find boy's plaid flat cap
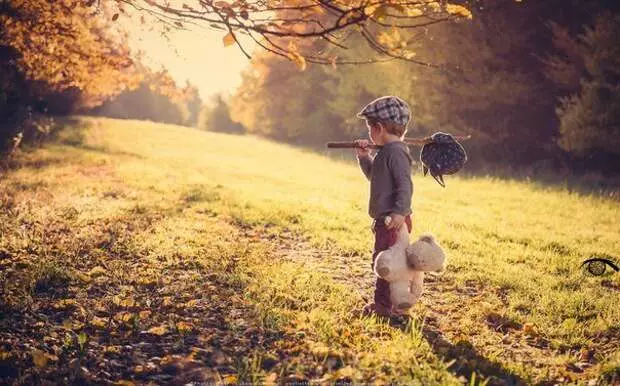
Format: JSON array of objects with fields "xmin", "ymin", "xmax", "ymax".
[{"xmin": 356, "ymin": 96, "xmax": 411, "ymax": 127}]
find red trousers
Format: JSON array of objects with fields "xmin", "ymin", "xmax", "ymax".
[{"xmin": 371, "ymin": 215, "xmax": 413, "ymax": 314}]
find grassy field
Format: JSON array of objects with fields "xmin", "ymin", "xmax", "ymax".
[{"xmin": 0, "ymin": 116, "xmax": 619, "ymax": 385}]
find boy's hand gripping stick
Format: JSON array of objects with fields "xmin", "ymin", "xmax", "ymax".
[{"xmin": 326, "ymin": 135, "xmax": 470, "ymax": 149}]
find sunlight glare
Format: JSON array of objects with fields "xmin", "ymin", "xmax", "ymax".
[{"xmin": 122, "ymin": 10, "xmax": 255, "ymax": 100}]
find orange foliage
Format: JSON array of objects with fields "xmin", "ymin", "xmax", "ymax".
[{"xmin": 0, "ymin": 0, "xmax": 141, "ymax": 108}]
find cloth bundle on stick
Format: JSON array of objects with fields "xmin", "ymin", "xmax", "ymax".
[{"xmin": 327, "ymin": 132, "xmax": 470, "ymax": 187}]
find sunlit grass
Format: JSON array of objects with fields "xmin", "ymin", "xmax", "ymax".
[
  {"xmin": 1, "ymin": 116, "xmax": 618, "ymax": 384},
  {"xmin": 83, "ymin": 118, "xmax": 619, "ymax": 326}
]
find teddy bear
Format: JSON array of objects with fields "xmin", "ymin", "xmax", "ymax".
[{"xmin": 373, "ymin": 223, "xmax": 446, "ymax": 314}]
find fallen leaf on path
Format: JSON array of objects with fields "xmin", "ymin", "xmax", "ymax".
[
  {"xmin": 75, "ymin": 272, "xmax": 92, "ymax": 283},
  {"xmin": 32, "ymin": 349, "xmax": 49, "ymax": 368},
  {"xmin": 335, "ymin": 365, "xmax": 358, "ymax": 379},
  {"xmin": 62, "ymin": 319, "xmax": 84, "ymax": 330},
  {"xmin": 147, "ymin": 325, "xmax": 168, "ymax": 336},
  {"xmin": 523, "ymin": 322, "xmax": 538, "ymax": 336},
  {"xmin": 89, "ymin": 266, "xmax": 106, "ymax": 277},
  {"xmin": 94, "ymin": 303, "xmax": 107, "ymax": 313},
  {"xmin": 114, "ymin": 312, "xmax": 134, "ymax": 323},
  {"xmin": 176, "ymin": 321, "xmax": 194, "ymax": 333},
  {"xmin": 181, "ymin": 299, "xmax": 198, "ymax": 309},
  {"xmin": 113, "ymin": 296, "xmax": 135, "ymax": 308},
  {"xmin": 90, "ymin": 316, "xmax": 107, "ymax": 329},
  {"xmin": 264, "ymin": 373, "xmax": 278, "ymax": 384},
  {"xmin": 104, "ymin": 346, "xmax": 121, "ymax": 354},
  {"xmin": 53, "ymin": 299, "xmax": 78, "ymax": 310},
  {"xmin": 136, "ymin": 277, "xmax": 157, "ymax": 286},
  {"xmin": 115, "ymin": 381, "xmax": 135, "ymax": 386}
]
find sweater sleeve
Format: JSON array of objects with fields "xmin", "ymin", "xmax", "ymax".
[
  {"xmin": 388, "ymin": 149, "xmax": 413, "ymax": 216},
  {"xmin": 357, "ymin": 154, "xmax": 373, "ymax": 181}
]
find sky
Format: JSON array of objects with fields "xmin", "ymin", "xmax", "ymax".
[{"xmin": 124, "ymin": 20, "xmax": 255, "ymax": 101}]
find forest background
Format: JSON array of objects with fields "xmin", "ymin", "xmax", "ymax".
[{"xmin": 2, "ymin": 0, "xmax": 620, "ymax": 185}]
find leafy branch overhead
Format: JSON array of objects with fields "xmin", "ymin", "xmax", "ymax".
[{"xmin": 108, "ymin": 0, "xmax": 478, "ymax": 69}]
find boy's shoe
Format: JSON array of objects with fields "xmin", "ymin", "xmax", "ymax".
[
  {"xmin": 360, "ymin": 303, "xmax": 412, "ymax": 328},
  {"xmin": 389, "ymin": 313, "xmax": 412, "ymax": 328},
  {"xmin": 360, "ymin": 303, "xmax": 376, "ymax": 317},
  {"xmin": 360, "ymin": 303, "xmax": 391, "ymax": 318}
]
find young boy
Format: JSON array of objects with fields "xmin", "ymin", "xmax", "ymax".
[{"xmin": 353, "ymin": 96, "xmax": 414, "ymax": 318}]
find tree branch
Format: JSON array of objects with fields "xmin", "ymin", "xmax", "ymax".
[{"xmin": 105, "ymin": 0, "xmax": 468, "ymax": 69}]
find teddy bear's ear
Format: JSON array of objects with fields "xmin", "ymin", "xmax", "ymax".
[{"xmin": 418, "ymin": 233, "xmax": 435, "ymax": 244}]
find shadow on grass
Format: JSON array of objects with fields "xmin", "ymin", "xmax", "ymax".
[
  {"xmin": 419, "ymin": 325, "xmax": 527, "ymax": 386},
  {"xmin": 1, "ymin": 117, "xmax": 144, "ymax": 176},
  {"xmin": 0, "ymin": 154, "xmax": 68, "ymax": 174},
  {"xmin": 52, "ymin": 116, "xmax": 145, "ymax": 160},
  {"xmin": 76, "ymin": 143, "xmax": 146, "ymax": 160},
  {"xmin": 0, "ymin": 194, "xmax": 324, "ymax": 385}
]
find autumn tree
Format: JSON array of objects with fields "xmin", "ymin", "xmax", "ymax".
[
  {"xmin": 200, "ymin": 94, "xmax": 246, "ymax": 134},
  {"xmin": 1, "ymin": 0, "xmax": 139, "ymax": 107},
  {"xmin": 0, "ymin": 0, "xmax": 140, "ymax": 151},
  {"xmin": 230, "ymin": 52, "xmax": 346, "ymax": 144},
  {"xmin": 107, "ymin": 0, "xmax": 475, "ymax": 68},
  {"xmin": 88, "ymin": 71, "xmax": 203, "ymax": 127},
  {"xmin": 184, "ymin": 84, "xmax": 203, "ymax": 127},
  {"xmin": 231, "ymin": 1, "xmax": 550, "ymax": 158},
  {"xmin": 229, "ymin": 0, "xmax": 620, "ymax": 173},
  {"xmin": 545, "ymin": 12, "xmax": 620, "ymax": 167}
]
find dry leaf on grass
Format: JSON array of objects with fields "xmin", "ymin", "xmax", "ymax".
[
  {"xmin": 31, "ymin": 349, "xmax": 56, "ymax": 368},
  {"xmin": 112, "ymin": 296, "xmax": 135, "ymax": 308},
  {"xmin": 523, "ymin": 322, "xmax": 539, "ymax": 336},
  {"xmin": 75, "ymin": 272, "xmax": 92, "ymax": 283},
  {"xmin": 114, "ymin": 381, "xmax": 135, "ymax": 386},
  {"xmin": 53, "ymin": 299, "xmax": 78, "ymax": 310},
  {"xmin": 88, "ymin": 266, "xmax": 106, "ymax": 277},
  {"xmin": 90, "ymin": 316, "xmax": 108, "ymax": 329},
  {"xmin": 264, "ymin": 372, "xmax": 278, "ymax": 384},
  {"xmin": 113, "ymin": 312, "xmax": 134, "ymax": 323},
  {"xmin": 176, "ymin": 321, "xmax": 194, "ymax": 333},
  {"xmin": 147, "ymin": 325, "xmax": 168, "ymax": 336}
]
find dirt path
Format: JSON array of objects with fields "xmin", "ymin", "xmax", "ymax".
[
  {"xmin": 244, "ymin": 224, "xmax": 609, "ymax": 385},
  {"xmin": 0, "ymin": 145, "xmax": 612, "ymax": 385},
  {"xmin": 1, "ymin": 203, "xmax": 611, "ymax": 385}
]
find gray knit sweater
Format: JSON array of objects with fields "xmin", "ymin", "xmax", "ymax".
[{"xmin": 357, "ymin": 141, "xmax": 413, "ymax": 219}]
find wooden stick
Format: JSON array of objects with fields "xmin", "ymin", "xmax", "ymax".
[
  {"xmin": 326, "ymin": 142, "xmax": 381, "ymax": 149},
  {"xmin": 326, "ymin": 135, "xmax": 471, "ymax": 149}
]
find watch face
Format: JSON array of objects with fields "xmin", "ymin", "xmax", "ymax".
[{"xmin": 384, "ymin": 216, "xmax": 392, "ymax": 226}]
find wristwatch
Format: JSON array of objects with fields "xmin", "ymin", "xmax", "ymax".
[{"xmin": 384, "ymin": 216, "xmax": 392, "ymax": 227}]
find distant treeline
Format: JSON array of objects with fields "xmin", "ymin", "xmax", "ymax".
[
  {"xmin": 2, "ymin": 0, "xmax": 619, "ymax": 178},
  {"xmin": 0, "ymin": 0, "xmax": 244, "ymax": 156},
  {"xmin": 0, "ymin": 1, "xmax": 204, "ymax": 156},
  {"xmin": 86, "ymin": 76, "xmax": 203, "ymax": 128},
  {"xmin": 86, "ymin": 87, "xmax": 246, "ymax": 136},
  {"xmin": 229, "ymin": 0, "xmax": 620, "ymax": 175}
]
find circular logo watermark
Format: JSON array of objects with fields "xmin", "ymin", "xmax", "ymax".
[{"xmin": 580, "ymin": 257, "xmax": 619, "ymax": 276}]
